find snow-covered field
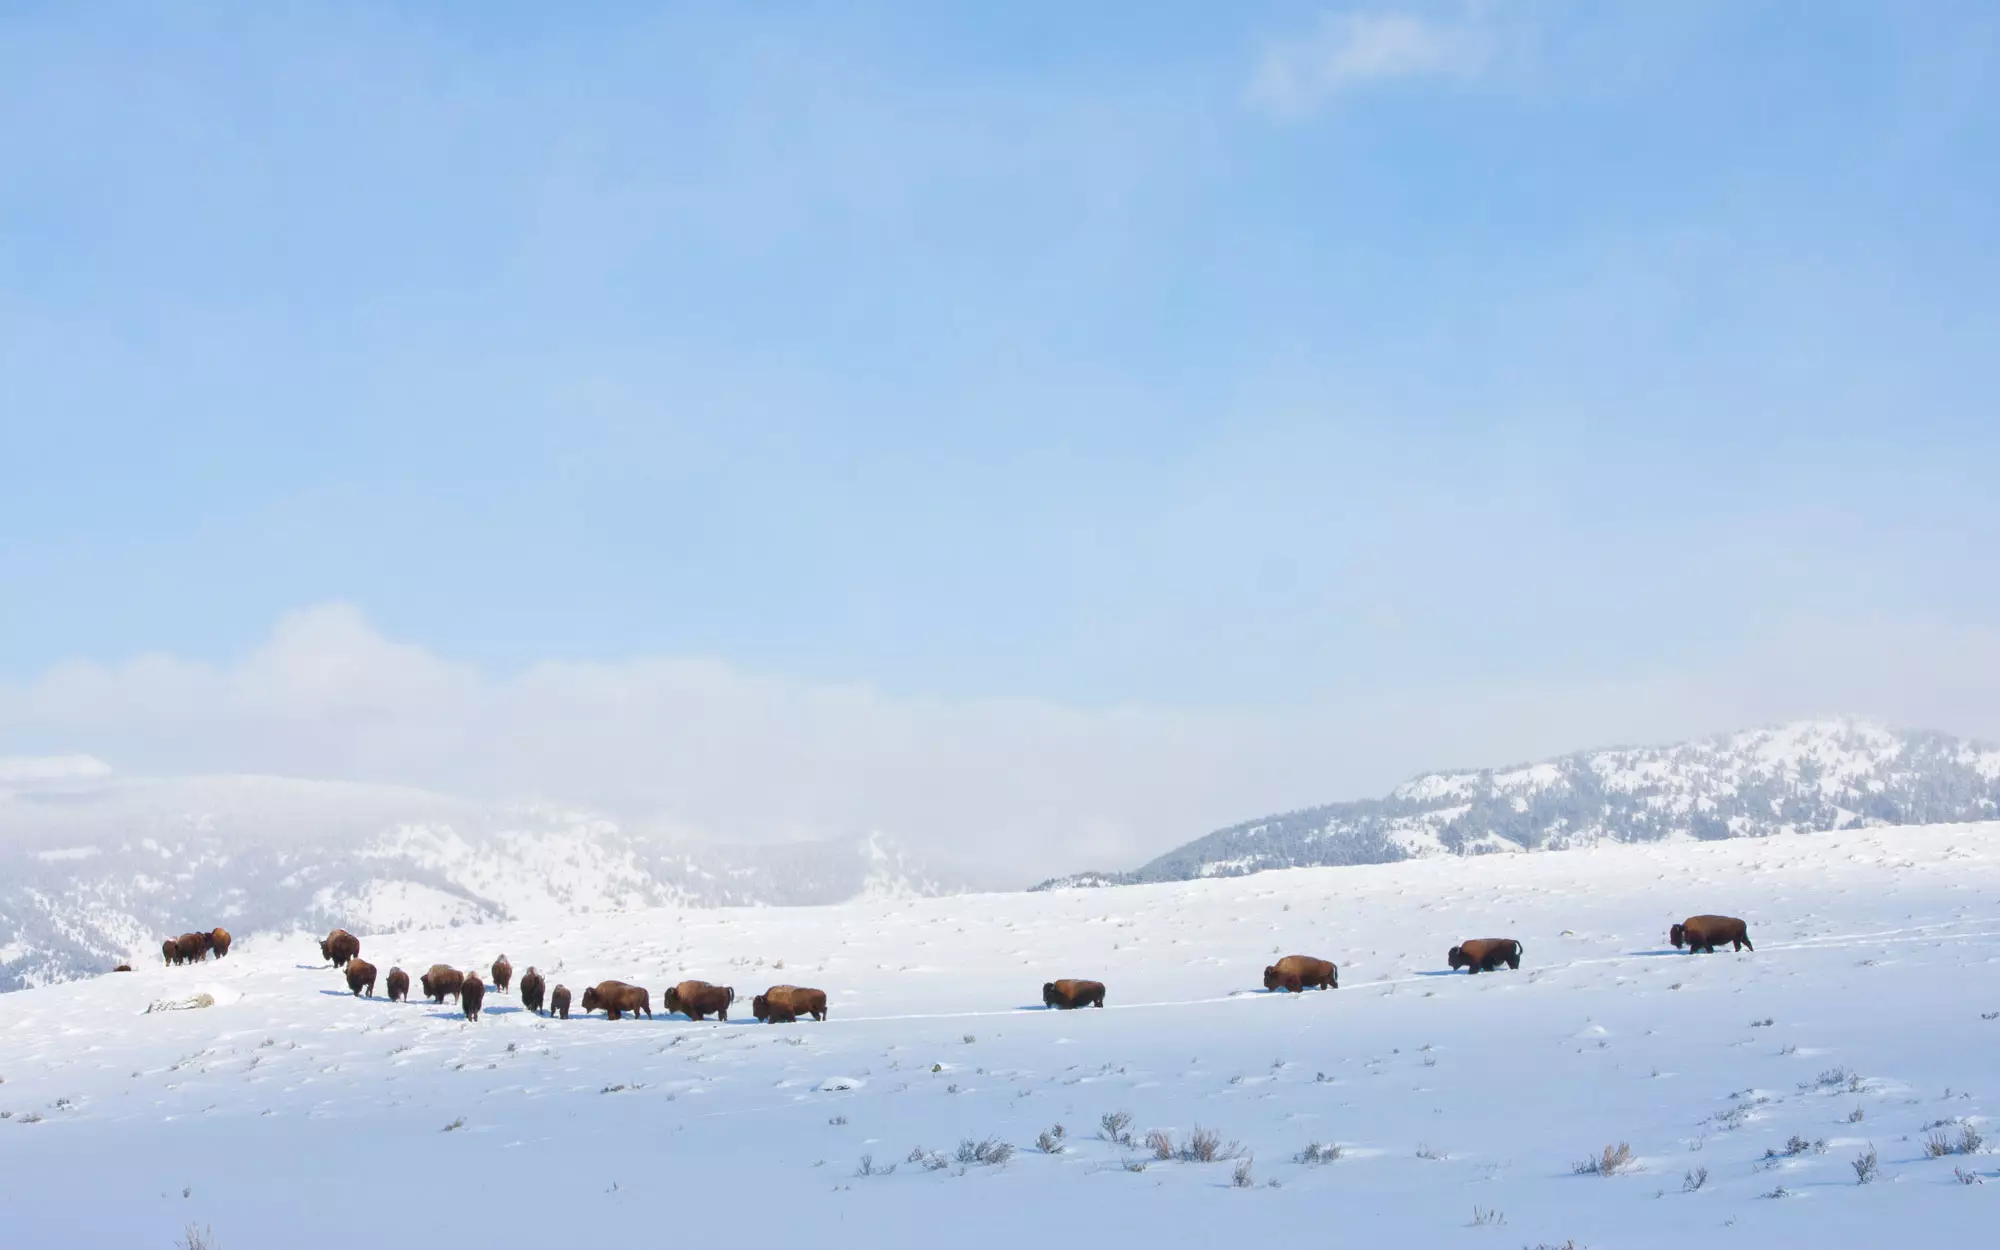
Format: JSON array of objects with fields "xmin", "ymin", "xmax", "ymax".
[{"xmin": 5, "ymin": 823, "xmax": 1997, "ymax": 1249}]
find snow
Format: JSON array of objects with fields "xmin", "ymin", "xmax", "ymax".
[{"xmin": 3, "ymin": 822, "xmax": 1998, "ymax": 1248}]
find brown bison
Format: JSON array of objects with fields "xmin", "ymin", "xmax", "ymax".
[
  {"xmin": 174, "ymin": 932, "xmax": 209, "ymax": 964},
  {"xmin": 551, "ymin": 984, "xmax": 572, "ymax": 1020},
  {"xmin": 1042, "ymin": 979, "xmax": 1107, "ymax": 1010},
  {"xmin": 461, "ymin": 972, "xmax": 486, "ymax": 1021},
  {"xmin": 663, "ymin": 980, "xmax": 730, "ymax": 1021},
  {"xmin": 344, "ymin": 958, "xmax": 378, "ymax": 997},
  {"xmin": 386, "ymin": 967, "xmax": 410, "ymax": 1002},
  {"xmin": 519, "ymin": 967, "xmax": 546, "ymax": 1015},
  {"xmin": 751, "ymin": 985, "xmax": 828, "ymax": 1023},
  {"xmin": 1448, "ymin": 938, "xmax": 1523, "ymax": 973},
  {"xmin": 421, "ymin": 964, "xmax": 465, "ymax": 1003},
  {"xmin": 583, "ymin": 980, "xmax": 655, "ymax": 1021},
  {"xmin": 490, "ymin": 955, "xmax": 512, "ymax": 995},
  {"xmin": 208, "ymin": 927, "xmax": 232, "ymax": 959},
  {"xmin": 320, "ymin": 929, "xmax": 360, "ymax": 968},
  {"xmin": 161, "ymin": 938, "xmax": 178, "ymax": 966},
  {"xmin": 113, "ymin": 964, "xmax": 133, "ymax": 972},
  {"xmin": 1263, "ymin": 954, "xmax": 1338, "ymax": 992},
  {"xmin": 1671, "ymin": 915, "xmax": 1753, "ymax": 954}
]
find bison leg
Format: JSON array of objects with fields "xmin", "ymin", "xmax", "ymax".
[{"xmin": 1738, "ymin": 936, "xmax": 1753, "ymax": 952}]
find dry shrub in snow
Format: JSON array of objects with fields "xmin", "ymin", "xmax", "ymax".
[
  {"xmin": 175, "ymin": 1225, "xmax": 217, "ymax": 1250},
  {"xmin": 1035, "ymin": 1124, "xmax": 1066, "ymax": 1154},
  {"xmin": 1853, "ymin": 1145, "xmax": 1879, "ymax": 1184},
  {"xmin": 1230, "ymin": 1158, "xmax": 1255, "ymax": 1188},
  {"xmin": 1295, "ymin": 1141, "xmax": 1343, "ymax": 1165},
  {"xmin": 955, "ymin": 1137, "xmax": 1014, "ymax": 1166},
  {"xmin": 1146, "ymin": 1129, "xmax": 1175, "ymax": 1161},
  {"xmin": 1179, "ymin": 1126, "xmax": 1241, "ymax": 1163},
  {"xmin": 1100, "ymin": 1110, "xmax": 1133, "ymax": 1145},
  {"xmin": 1574, "ymin": 1143, "xmax": 1633, "ymax": 1176}
]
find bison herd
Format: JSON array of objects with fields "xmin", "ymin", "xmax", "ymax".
[
  {"xmin": 160, "ymin": 927, "xmax": 231, "ymax": 965},
  {"xmin": 149, "ymin": 913, "xmax": 1753, "ymax": 1028}
]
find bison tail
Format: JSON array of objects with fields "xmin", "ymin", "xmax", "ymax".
[{"xmin": 1740, "ymin": 935, "xmax": 1753, "ymax": 952}]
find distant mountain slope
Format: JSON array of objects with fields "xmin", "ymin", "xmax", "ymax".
[
  {"xmin": 1035, "ymin": 719, "xmax": 2000, "ymax": 890},
  {"xmin": 0, "ymin": 769, "xmax": 967, "ymax": 992}
]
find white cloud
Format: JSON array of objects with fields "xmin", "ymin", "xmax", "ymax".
[
  {"xmin": 5, "ymin": 604, "xmax": 2000, "ymax": 879},
  {"xmin": 1248, "ymin": 8, "xmax": 1491, "ymax": 118}
]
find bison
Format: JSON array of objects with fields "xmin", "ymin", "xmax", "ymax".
[
  {"xmin": 1263, "ymin": 954, "xmax": 1338, "ymax": 993},
  {"xmin": 551, "ymin": 985, "xmax": 572, "ymax": 1020},
  {"xmin": 320, "ymin": 929, "xmax": 360, "ymax": 968},
  {"xmin": 1448, "ymin": 938, "xmax": 1523, "ymax": 974},
  {"xmin": 344, "ymin": 958, "xmax": 378, "ymax": 997},
  {"xmin": 663, "ymin": 980, "xmax": 730, "ymax": 1021},
  {"xmin": 461, "ymin": 972, "xmax": 486, "ymax": 1021},
  {"xmin": 1671, "ymin": 915, "xmax": 1753, "ymax": 954},
  {"xmin": 519, "ymin": 967, "xmax": 546, "ymax": 1016},
  {"xmin": 174, "ymin": 933, "xmax": 208, "ymax": 964},
  {"xmin": 208, "ymin": 927, "xmax": 232, "ymax": 959},
  {"xmin": 386, "ymin": 967, "xmax": 411, "ymax": 1002},
  {"xmin": 112, "ymin": 964, "xmax": 133, "ymax": 973},
  {"xmin": 751, "ymin": 985, "xmax": 828, "ymax": 1023},
  {"xmin": 1042, "ymin": 979, "xmax": 1107, "ymax": 1010},
  {"xmin": 490, "ymin": 955, "xmax": 512, "ymax": 995},
  {"xmin": 162, "ymin": 938, "xmax": 178, "ymax": 967},
  {"xmin": 421, "ymin": 964, "xmax": 465, "ymax": 1004},
  {"xmin": 583, "ymin": 980, "xmax": 654, "ymax": 1021}
]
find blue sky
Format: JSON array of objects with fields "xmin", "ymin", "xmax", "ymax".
[{"xmin": 2, "ymin": 3, "xmax": 1997, "ymax": 871}]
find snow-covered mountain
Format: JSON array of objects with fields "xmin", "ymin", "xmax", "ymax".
[
  {"xmin": 0, "ymin": 767, "xmax": 969, "ymax": 992},
  {"xmin": 1036, "ymin": 718, "xmax": 2000, "ymax": 890}
]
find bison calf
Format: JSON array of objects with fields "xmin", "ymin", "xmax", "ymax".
[
  {"xmin": 1042, "ymin": 979, "xmax": 1106, "ymax": 1010},
  {"xmin": 344, "ymin": 958, "xmax": 378, "ymax": 997},
  {"xmin": 1448, "ymin": 938, "xmax": 1523, "ymax": 973},
  {"xmin": 421, "ymin": 964, "xmax": 465, "ymax": 1004},
  {"xmin": 162, "ymin": 939, "xmax": 178, "ymax": 967},
  {"xmin": 551, "ymin": 985, "xmax": 572, "ymax": 1020},
  {"xmin": 519, "ymin": 967, "xmax": 546, "ymax": 1015},
  {"xmin": 1671, "ymin": 915, "xmax": 1753, "ymax": 954},
  {"xmin": 461, "ymin": 972, "xmax": 486, "ymax": 1021},
  {"xmin": 584, "ymin": 980, "xmax": 654, "ymax": 1021},
  {"xmin": 752, "ymin": 985, "xmax": 828, "ymax": 1023},
  {"xmin": 1263, "ymin": 954, "xmax": 1338, "ymax": 992},
  {"xmin": 386, "ymin": 966, "xmax": 411, "ymax": 1002}
]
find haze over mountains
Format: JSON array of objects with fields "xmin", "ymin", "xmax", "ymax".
[
  {"xmin": 6, "ymin": 717, "xmax": 1999, "ymax": 993},
  {"xmin": 1035, "ymin": 718, "xmax": 2000, "ymax": 889}
]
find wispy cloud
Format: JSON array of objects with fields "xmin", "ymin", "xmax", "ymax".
[{"xmin": 1248, "ymin": 7, "xmax": 1492, "ymax": 118}]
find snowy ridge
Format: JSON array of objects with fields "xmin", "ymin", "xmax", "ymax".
[
  {"xmin": 3, "ymin": 820, "xmax": 1996, "ymax": 1248},
  {"xmin": 0, "ymin": 772, "xmax": 968, "ymax": 992},
  {"xmin": 1036, "ymin": 718, "xmax": 2000, "ymax": 890}
]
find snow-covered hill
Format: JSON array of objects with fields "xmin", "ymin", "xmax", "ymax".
[
  {"xmin": 1037, "ymin": 718, "xmax": 2000, "ymax": 889},
  {"xmin": 3, "ymin": 820, "xmax": 1995, "ymax": 1249},
  {"xmin": 0, "ymin": 768, "xmax": 967, "ymax": 992}
]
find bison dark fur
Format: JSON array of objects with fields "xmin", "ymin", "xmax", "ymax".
[
  {"xmin": 386, "ymin": 967, "xmax": 410, "ymax": 1002},
  {"xmin": 421, "ymin": 964, "xmax": 465, "ymax": 1003},
  {"xmin": 490, "ymin": 955, "xmax": 512, "ymax": 994},
  {"xmin": 208, "ymin": 927, "xmax": 232, "ymax": 959},
  {"xmin": 1447, "ymin": 938, "xmax": 1523, "ymax": 973},
  {"xmin": 752, "ymin": 985, "xmax": 828, "ymax": 1023},
  {"xmin": 344, "ymin": 958, "xmax": 378, "ymax": 997},
  {"xmin": 664, "ymin": 980, "xmax": 731, "ymax": 1021},
  {"xmin": 461, "ymin": 972, "xmax": 486, "ymax": 1020},
  {"xmin": 320, "ymin": 929, "xmax": 360, "ymax": 968},
  {"xmin": 1263, "ymin": 954, "xmax": 1338, "ymax": 992},
  {"xmin": 1671, "ymin": 915, "xmax": 1753, "ymax": 954},
  {"xmin": 518, "ymin": 967, "xmax": 546, "ymax": 1015},
  {"xmin": 581, "ymin": 980, "xmax": 652, "ymax": 1020},
  {"xmin": 1042, "ymin": 978, "xmax": 1107, "ymax": 1009},
  {"xmin": 551, "ymin": 985, "xmax": 571, "ymax": 1020}
]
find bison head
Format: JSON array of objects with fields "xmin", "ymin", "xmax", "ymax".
[
  {"xmin": 581, "ymin": 987, "xmax": 602, "ymax": 1013},
  {"xmin": 1447, "ymin": 945, "xmax": 1466, "ymax": 969},
  {"xmin": 751, "ymin": 994, "xmax": 770, "ymax": 1020},
  {"xmin": 1041, "ymin": 982, "xmax": 1059, "ymax": 1007},
  {"xmin": 1261, "ymin": 966, "xmax": 1281, "ymax": 990},
  {"xmin": 1669, "ymin": 923, "xmax": 1686, "ymax": 949}
]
